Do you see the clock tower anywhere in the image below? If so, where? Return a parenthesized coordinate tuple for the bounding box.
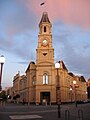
(36, 12, 55, 105)
(36, 12, 54, 64)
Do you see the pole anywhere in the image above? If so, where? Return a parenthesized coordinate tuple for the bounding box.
(71, 91, 72, 103)
(0, 63, 3, 91)
(70, 88, 72, 103)
(28, 90, 29, 106)
(56, 68, 61, 118)
(75, 86, 77, 107)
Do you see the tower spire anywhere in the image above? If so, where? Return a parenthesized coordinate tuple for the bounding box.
(39, 12, 51, 27)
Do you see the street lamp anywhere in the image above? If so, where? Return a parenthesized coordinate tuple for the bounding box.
(73, 80, 77, 107)
(70, 87, 72, 103)
(55, 62, 61, 118)
(0, 55, 5, 91)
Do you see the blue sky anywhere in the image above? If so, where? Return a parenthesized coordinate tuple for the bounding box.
(0, 0, 90, 89)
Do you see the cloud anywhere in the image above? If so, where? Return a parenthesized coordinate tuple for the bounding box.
(25, 0, 90, 29)
(0, 0, 37, 60)
(12, 61, 28, 65)
(53, 26, 90, 79)
(0, 0, 90, 81)
(0, 0, 36, 35)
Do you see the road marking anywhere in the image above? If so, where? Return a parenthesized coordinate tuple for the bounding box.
(9, 115, 43, 119)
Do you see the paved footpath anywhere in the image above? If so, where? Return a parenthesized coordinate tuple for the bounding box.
(0, 102, 90, 120)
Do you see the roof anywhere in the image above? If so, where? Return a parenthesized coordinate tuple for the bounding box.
(25, 61, 35, 72)
(80, 76, 86, 82)
(68, 72, 74, 77)
(59, 60, 68, 71)
(39, 12, 51, 26)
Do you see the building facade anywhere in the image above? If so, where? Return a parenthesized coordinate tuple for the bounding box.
(12, 12, 87, 105)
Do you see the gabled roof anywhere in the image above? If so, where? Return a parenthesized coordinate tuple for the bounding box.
(25, 61, 35, 73)
(80, 76, 86, 82)
(59, 60, 68, 71)
(68, 72, 74, 77)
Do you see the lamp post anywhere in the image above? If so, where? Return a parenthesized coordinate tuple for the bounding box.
(55, 62, 61, 118)
(0, 55, 5, 91)
(70, 87, 72, 103)
(86, 91, 88, 99)
(73, 80, 77, 107)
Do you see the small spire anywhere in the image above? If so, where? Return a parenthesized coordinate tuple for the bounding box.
(39, 12, 51, 26)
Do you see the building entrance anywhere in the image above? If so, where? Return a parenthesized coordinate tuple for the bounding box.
(40, 92, 50, 105)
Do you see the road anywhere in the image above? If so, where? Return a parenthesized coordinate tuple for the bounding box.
(0, 102, 90, 120)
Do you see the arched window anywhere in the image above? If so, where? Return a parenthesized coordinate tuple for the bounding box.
(32, 80, 36, 86)
(44, 26, 46, 32)
(43, 73, 48, 84)
(32, 76, 36, 86)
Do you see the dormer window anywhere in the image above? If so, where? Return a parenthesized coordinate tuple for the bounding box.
(44, 26, 46, 32)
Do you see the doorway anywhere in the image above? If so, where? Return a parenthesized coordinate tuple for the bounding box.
(40, 92, 50, 105)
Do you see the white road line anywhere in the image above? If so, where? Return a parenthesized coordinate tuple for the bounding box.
(9, 115, 43, 119)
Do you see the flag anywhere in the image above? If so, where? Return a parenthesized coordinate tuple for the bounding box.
(40, 1, 45, 6)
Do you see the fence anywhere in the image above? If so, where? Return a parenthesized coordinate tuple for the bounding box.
(64, 109, 84, 120)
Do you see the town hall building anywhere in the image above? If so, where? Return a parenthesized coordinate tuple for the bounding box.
(12, 12, 87, 105)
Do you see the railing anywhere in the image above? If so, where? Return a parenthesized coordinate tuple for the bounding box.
(64, 109, 84, 120)
(65, 110, 70, 120)
(78, 109, 83, 120)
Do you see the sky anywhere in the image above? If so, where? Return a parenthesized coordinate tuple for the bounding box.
(0, 0, 90, 89)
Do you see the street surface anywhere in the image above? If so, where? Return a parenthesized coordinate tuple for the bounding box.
(0, 102, 90, 120)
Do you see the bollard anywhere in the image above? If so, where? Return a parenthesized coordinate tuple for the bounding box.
(78, 109, 83, 120)
(65, 110, 70, 120)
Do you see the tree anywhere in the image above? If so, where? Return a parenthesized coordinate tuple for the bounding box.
(0, 90, 7, 101)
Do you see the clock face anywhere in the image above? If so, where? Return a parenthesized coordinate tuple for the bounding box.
(42, 39, 48, 46)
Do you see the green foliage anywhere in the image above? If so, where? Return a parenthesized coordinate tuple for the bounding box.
(0, 90, 7, 100)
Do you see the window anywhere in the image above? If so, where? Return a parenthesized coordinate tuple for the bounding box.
(32, 76, 36, 86)
(43, 73, 48, 84)
(33, 80, 36, 85)
(44, 26, 46, 32)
